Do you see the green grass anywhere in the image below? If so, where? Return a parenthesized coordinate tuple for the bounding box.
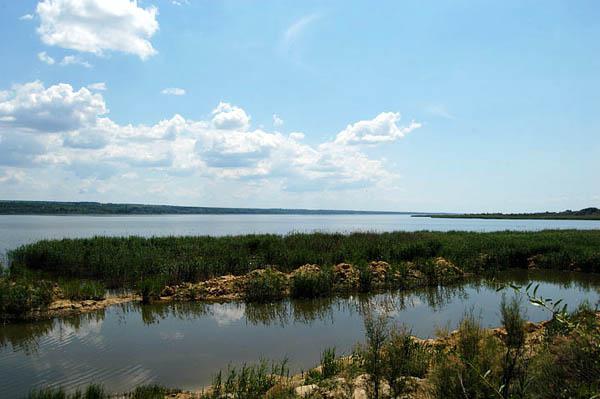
(60, 280, 106, 301)
(8, 230, 600, 290)
(0, 276, 53, 321)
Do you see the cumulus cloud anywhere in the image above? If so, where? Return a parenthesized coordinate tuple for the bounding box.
(161, 88, 186, 96)
(0, 80, 421, 202)
(38, 51, 55, 65)
(211, 102, 251, 130)
(20, 14, 34, 21)
(334, 112, 421, 145)
(0, 81, 107, 132)
(36, 0, 159, 60)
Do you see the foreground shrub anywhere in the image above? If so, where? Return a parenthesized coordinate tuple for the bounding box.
(528, 303, 600, 398)
(430, 313, 502, 399)
(383, 327, 431, 397)
(320, 347, 339, 379)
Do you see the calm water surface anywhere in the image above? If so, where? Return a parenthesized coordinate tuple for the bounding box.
(2, 214, 600, 257)
(1, 270, 598, 397)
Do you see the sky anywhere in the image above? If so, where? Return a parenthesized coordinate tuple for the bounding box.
(0, 0, 599, 212)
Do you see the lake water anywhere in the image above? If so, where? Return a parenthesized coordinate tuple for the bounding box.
(2, 214, 600, 258)
(1, 270, 599, 397)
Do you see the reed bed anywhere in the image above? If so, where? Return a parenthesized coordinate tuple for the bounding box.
(8, 230, 600, 289)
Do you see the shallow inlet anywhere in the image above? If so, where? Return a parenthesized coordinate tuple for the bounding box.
(1, 270, 599, 397)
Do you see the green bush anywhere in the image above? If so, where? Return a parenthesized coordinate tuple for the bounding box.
(383, 327, 431, 397)
(244, 269, 287, 302)
(0, 278, 53, 320)
(430, 313, 502, 399)
(320, 347, 339, 379)
(290, 269, 331, 298)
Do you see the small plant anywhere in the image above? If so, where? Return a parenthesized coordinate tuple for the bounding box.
(383, 326, 431, 397)
(127, 384, 170, 399)
(206, 359, 289, 399)
(360, 309, 389, 399)
(499, 295, 527, 399)
(137, 276, 165, 304)
(320, 347, 338, 379)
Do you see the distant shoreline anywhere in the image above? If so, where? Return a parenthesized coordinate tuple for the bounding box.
(0, 200, 422, 216)
(413, 207, 600, 221)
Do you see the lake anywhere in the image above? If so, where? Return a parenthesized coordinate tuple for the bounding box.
(1, 270, 599, 397)
(3, 214, 600, 258)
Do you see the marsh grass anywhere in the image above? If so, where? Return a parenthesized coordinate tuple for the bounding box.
(0, 277, 53, 320)
(290, 269, 332, 298)
(206, 359, 289, 399)
(9, 230, 600, 290)
(60, 280, 105, 301)
(27, 385, 107, 399)
(244, 269, 287, 302)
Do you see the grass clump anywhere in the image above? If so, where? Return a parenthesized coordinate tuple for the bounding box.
(430, 312, 503, 399)
(383, 327, 431, 397)
(205, 359, 289, 399)
(27, 384, 107, 399)
(290, 267, 332, 298)
(60, 280, 105, 301)
(244, 269, 287, 302)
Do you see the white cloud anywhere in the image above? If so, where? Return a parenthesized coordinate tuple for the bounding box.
(211, 102, 251, 130)
(161, 87, 186, 96)
(0, 81, 107, 133)
(38, 51, 55, 65)
(334, 112, 421, 145)
(0, 80, 421, 203)
(87, 82, 107, 91)
(20, 14, 34, 21)
(36, 0, 159, 60)
(272, 114, 284, 128)
(60, 55, 92, 68)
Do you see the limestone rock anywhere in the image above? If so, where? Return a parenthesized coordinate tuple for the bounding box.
(333, 263, 360, 289)
(295, 384, 318, 397)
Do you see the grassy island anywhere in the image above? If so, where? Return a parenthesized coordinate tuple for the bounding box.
(2, 230, 600, 322)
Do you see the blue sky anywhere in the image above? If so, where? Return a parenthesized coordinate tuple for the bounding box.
(0, 0, 598, 212)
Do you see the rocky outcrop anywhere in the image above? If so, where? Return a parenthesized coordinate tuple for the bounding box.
(369, 261, 390, 284)
(333, 263, 360, 289)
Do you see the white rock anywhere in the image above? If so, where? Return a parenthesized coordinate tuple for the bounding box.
(352, 388, 368, 399)
(295, 384, 318, 397)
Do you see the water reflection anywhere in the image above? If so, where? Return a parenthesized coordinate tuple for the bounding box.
(1, 270, 598, 397)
